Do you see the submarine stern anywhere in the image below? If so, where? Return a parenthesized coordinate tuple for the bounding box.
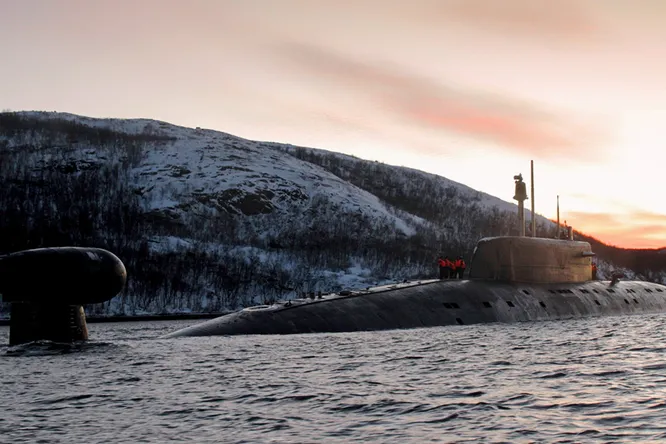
(0, 247, 127, 345)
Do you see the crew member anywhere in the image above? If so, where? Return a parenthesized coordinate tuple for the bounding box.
(455, 256, 466, 279)
(444, 256, 455, 279)
(591, 262, 598, 280)
(437, 256, 446, 280)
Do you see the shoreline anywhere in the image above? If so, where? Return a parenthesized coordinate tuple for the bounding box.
(0, 312, 229, 326)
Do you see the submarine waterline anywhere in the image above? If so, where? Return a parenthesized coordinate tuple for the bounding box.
(164, 277, 666, 338)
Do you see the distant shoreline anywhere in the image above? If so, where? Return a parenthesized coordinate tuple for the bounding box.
(0, 312, 228, 326)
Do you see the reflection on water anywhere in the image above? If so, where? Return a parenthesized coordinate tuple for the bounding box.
(2, 315, 666, 443)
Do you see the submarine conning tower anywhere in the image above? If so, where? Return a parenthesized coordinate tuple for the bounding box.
(468, 164, 595, 285)
(468, 236, 594, 284)
(0, 247, 127, 346)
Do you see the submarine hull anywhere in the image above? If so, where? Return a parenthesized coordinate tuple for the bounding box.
(164, 279, 666, 338)
(9, 304, 89, 345)
(0, 247, 127, 305)
(0, 247, 127, 345)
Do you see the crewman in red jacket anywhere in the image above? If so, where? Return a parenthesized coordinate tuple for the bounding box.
(444, 256, 455, 279)
(455, 256, 466, 279)
(437, 256, 447, 280)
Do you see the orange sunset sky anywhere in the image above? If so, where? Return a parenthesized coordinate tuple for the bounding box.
(2, 0, 666, 248)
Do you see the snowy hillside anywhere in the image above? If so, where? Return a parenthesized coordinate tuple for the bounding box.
(278, 144, 544, 220)
(5, 112, 424, 237)
(4, 111, 553, 235)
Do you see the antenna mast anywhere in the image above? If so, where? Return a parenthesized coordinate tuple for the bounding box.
(531, 160, 535, 237)
(557, 194, 560, 239)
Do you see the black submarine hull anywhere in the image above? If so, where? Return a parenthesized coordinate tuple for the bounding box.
(0, 247, 127, 345)
(0, 247, 127, 304)
(164, 278, 666, 338)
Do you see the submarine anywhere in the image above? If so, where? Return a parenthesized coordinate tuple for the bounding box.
(165, 162, 666, 338)
(0, 247, 127, 345)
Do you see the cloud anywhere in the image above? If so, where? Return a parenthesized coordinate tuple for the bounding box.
(265, 0, 603, 43)
(430, 0, 603, 42)
(278, 43, 607, 160)
(565, 210, 666, 248)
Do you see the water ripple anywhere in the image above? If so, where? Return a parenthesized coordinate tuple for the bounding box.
(2, 314, 666, 442)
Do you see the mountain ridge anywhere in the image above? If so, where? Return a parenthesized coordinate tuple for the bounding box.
(3, 111, 551, 227)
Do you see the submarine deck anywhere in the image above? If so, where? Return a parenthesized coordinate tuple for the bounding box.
(164, 278, 666, 338)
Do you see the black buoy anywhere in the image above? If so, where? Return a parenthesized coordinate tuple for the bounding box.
(0, 247, 127, 345)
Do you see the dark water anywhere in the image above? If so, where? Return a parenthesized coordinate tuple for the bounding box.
(2, 315, 666, 443)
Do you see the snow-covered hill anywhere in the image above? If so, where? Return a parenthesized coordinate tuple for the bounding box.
(3, 111, 552, 236)
(6, 112, 421, 235)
